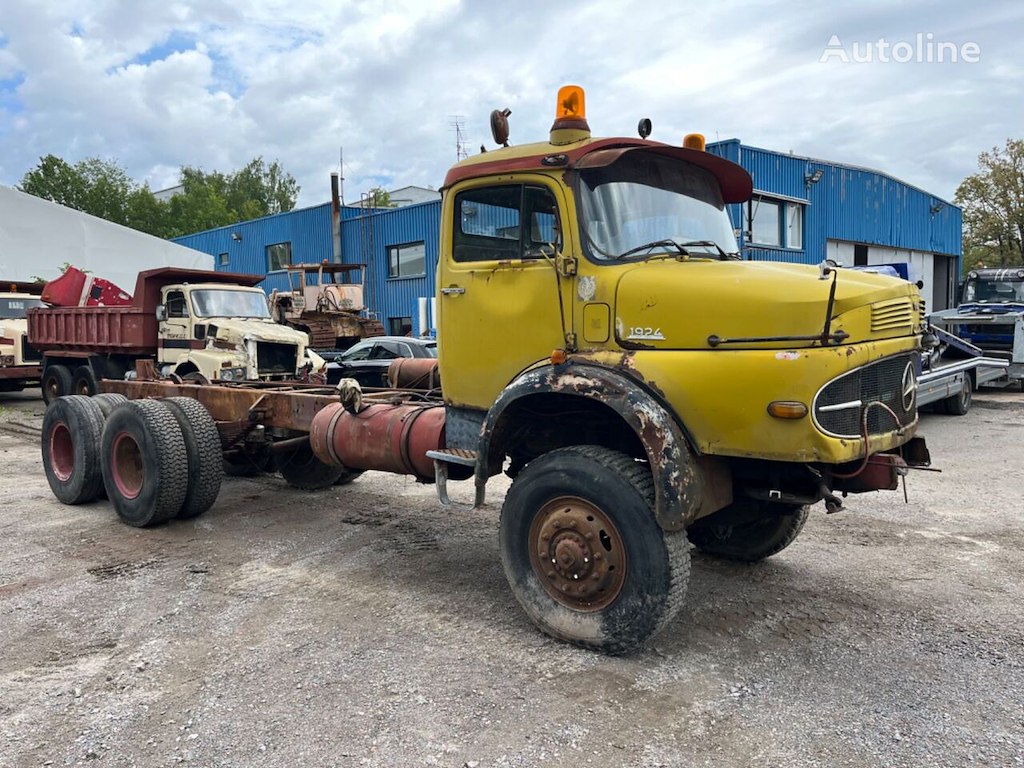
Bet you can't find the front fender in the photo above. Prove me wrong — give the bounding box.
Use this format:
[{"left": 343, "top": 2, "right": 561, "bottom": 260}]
[{"left": 479, "top": 363, "right": 725, "bottom": 531}]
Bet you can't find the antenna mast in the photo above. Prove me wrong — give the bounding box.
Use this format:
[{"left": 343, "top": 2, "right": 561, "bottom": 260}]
[{"left": 449, "top": 116, "right": 469, "bottom": 161}]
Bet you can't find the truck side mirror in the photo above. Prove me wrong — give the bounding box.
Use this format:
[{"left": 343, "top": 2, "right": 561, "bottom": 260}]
[{"left": 155, "top": 304, "right": 167, "bottom": 322}]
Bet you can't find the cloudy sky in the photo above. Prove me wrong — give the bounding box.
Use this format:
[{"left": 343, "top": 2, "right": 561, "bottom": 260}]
[{"left": 0, "top": 1, "right": 1020, "bottom": 209}]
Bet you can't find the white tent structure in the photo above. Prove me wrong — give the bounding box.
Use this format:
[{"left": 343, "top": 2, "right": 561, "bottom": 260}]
[{"left": 0, "top": 185, "right": 212, "bottom": 292}]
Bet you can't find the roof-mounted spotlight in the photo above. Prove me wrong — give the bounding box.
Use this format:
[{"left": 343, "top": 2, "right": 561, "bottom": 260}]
[
  {"left": 805, "top": 168, "right": 824, "bottom": 186},
  {"left": 638, "top": 118, "right": 652, "bottom": 140}
]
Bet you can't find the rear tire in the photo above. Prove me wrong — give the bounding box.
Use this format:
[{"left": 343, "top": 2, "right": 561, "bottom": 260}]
[
  {"left": 42, "top": 364, "right": 73, "bottom": 404},
  {"left": 72, "top": 365, "right": 98, "bottom": 397},
  {"left": 687, "top": 500, "right": 809, "bottom": 562},
  {"left": 101, "top": 400, "right": 189, "bottom": 527},
  {"left": 277, "top": 442, "right": 345, "bottom": 489},
  {"left": 499, "top": 445, "right": 689, "bottom": 655},
  {"left": 159, "top": 397, "right": 224, "bottom": 519},
  {"left": 333, "top": 467, "right": 365, "bottom": 485},
  {"left": 41, "top": 395, "right": 105, "bottom": 504},
  {"left": 92, "top": 393, "right": 128, "bottom": 419}
]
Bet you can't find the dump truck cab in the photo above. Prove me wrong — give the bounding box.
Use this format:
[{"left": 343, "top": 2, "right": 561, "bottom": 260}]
[
  {"left": 156, "top": 282, "right": 319, "bottom": 382},
  {"left": 0, "top": 289, "right": 45, "bottom": 391}
]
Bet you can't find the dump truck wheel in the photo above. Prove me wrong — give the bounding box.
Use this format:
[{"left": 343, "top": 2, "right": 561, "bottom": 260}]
[
  {"left": 943, "top": 376, "right": 972, "bottom": 416},
  {"left": 159, "top": 397, "right": 224, "bottom": 519},
  {"left": 92, "top": 393, "right": 128, "bottom": 419},
  {"left": 41, "top": 395, "right": 106, "bottom": 505},
  {"left": 101, "top": 400, "right": 189, "bottom": 527},
  {"left": 72, "top": 365, "right": 98, "bottom": 397},
  {"left": 687, "top": 500, "right": 808, "bottom": 562},
  {"left": 42, "top": 365, "right": 73, "bottom": 404},
  {"left": 277, "top": 442, "right": 345, "bottom": 489},
  {"left": 499, "top": 445, "right": 689, "bottom": 655}
]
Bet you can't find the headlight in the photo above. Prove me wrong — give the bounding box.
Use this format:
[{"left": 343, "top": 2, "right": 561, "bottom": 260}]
[{"left": 219, "top": 367, "right": 247, "bottom": 381}]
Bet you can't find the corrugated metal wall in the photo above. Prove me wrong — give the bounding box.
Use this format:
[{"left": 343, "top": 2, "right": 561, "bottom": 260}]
[
  {"left": 707, "top": 141, "right": 963, "bottom": 265},
  {"left": 339, "top": 200, "right": 441, "bottom": 336}
]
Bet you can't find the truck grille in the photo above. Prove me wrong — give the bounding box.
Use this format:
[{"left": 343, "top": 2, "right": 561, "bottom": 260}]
[
  {"left": 871, "top": 298, "right": 915, "bottom": 333},
  {"left": 813, "top": 354, "right": 917, "bottom": 438},
  {"left": 21, "top": 337, "right": 41, "bottom": 362},
  {"left": 256, "top": 342, "right": 298, "bottom": 376}
]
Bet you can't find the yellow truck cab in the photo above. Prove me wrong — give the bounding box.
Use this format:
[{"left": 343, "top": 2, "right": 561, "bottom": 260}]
[{"left": 435, "top": 86, "right": 929, "bottom": 652}]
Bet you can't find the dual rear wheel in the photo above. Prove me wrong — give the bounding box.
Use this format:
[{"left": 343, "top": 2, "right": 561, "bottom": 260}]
[{"left": 41, "top": 395, "right": 224, "bottom": 526}]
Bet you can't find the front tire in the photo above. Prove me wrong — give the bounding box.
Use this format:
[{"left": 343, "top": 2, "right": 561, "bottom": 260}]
[
  {"left": 687, "top": 500, "right": 808, "bottom": 562},
  {"left": 499, "top": 445, "right": 689, "bottom": 655},
  {"left": 942, "top": 375, "right": 972, "bottom": 416}
]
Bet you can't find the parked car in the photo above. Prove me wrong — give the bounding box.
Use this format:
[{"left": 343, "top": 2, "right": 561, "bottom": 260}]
[{"left": 325, "top": 336, "right": 437, "bottom": 386}]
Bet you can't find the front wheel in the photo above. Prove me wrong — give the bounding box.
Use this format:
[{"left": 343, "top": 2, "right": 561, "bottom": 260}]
[
  {"left": 499, "top": 445, "right": 689, "bottom": 655},
  {"left": 942, "top": 375, "right": 972, "bottom": 416},
  {"left": 687, "top": 500, "right": 808, "bottom": 562}
]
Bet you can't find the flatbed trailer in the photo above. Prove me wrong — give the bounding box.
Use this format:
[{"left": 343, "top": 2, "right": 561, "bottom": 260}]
[{"left": 916, "top": 325, "right": 1009, "bottom": 414}]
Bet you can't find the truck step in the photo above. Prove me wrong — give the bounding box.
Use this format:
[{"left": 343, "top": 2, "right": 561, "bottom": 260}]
[{"left": 425, "top": 448, "right": 478, "bottom": 467}]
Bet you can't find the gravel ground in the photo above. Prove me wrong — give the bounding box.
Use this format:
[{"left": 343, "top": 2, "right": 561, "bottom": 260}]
[{"left": 1, "top": 387, "right": 1022, "bottom": 768}]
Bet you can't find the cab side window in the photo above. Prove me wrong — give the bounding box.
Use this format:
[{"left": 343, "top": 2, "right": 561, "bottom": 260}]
[
  {"left": 453, "top": 185, "right": 559, "bottom": 262},
  {"left": 166, "top": 291, "right": 188, "bottom": 318}
]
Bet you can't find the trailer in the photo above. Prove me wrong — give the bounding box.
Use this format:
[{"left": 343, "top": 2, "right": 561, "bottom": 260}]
[
  {"left": 38, "top": 85, "right": 934, "bottom": 654},
  {"left": 29, "top": 267, "right": 325, "bottom": 402}
]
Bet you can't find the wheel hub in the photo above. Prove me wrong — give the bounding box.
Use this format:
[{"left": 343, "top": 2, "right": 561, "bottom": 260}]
[{"left": 529, "top": 497, "right": 626, "bottom": 611}]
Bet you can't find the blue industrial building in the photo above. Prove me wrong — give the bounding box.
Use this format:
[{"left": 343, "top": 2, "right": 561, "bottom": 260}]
[{"left": 173, "top": 139, "right": 962, "bottom": 336}]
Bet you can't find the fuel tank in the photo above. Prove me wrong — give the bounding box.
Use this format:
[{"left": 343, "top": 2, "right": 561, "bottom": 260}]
[{"left": 310, "top": 402, "right": 445, "bottom": 481}]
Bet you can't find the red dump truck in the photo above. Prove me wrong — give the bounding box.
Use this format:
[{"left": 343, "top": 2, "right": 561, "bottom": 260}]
[
  {"left": 29, "top": 267, "right": 325, "bottom": 402},
  {"left": 37, "top": 87, "right": 932, "bottom": 654}
]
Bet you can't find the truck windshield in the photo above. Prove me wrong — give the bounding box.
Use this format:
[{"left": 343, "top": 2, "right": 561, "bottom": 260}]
[
  {"left": 577, "top": 152, "right": 739, "bottom": 261},
  {"left": 191, "top": 290, "right": 271, "bottom": 319},
  {"left": 0, "top": 297, "right": 44, "bottom": 319},
  {"left": 963, "top": 278, "right": 1024, "bottom": 303}
]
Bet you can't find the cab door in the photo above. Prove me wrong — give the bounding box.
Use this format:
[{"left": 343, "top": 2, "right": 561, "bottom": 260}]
[
  {"left": 158, "top": 288, "right": 193, "bottom": 364},
  {"left": 438, "top": 177, "right": 572, "bottom": 410}
]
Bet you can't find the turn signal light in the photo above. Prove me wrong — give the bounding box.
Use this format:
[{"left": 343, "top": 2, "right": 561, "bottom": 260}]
[
  {"left": 683, "top": 133, "right": 706, "bottom": 151},
  {"left": 550, "top": 349, "right": 568, "bottom": 365},
  {"left": 767, "top": 401, "right": 808, "bottom": 419}
]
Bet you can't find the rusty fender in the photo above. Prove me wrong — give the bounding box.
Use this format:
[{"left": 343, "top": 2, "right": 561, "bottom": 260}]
[{"left": 478, "top": 363, "right": 728, "bottom": 531}]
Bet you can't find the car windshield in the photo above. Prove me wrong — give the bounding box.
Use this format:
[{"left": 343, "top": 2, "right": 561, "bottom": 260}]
[
  {"left": 191, "top": 289, "right": 271, "bottom": 318},
  {"left": 963, "top": 278, "right": 1024, "bottom": 303},
  {"left": 577, "top": 152, "right": 739, "bottom": 261},
  {"left": 0, "top": 297, "right": 44, "bottom": 319},
  {"left": 423, "top": 343, "right": 438, "bottom": 358}
]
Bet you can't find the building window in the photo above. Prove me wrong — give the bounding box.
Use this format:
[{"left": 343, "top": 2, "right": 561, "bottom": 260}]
[
  {"left": 747, "top": 197, "right": 804, "bottom": 249},
  {"left": 388, "top": 242, "right": 426, "bottom": 278},
  {"left": 217, "top": 252, "right": 229, "bottom": 267},
  {"left": 266, "top": 242, "right": 292, "bottom": 272},
  {"left": 388, "top": 316, "right": 413, "bottom": 336},
  {"left": 786, "top": 205, "right": 803, "bottom": 250},
  {"left": 453, "top": 185, "right": 560, "bottom": 262}
]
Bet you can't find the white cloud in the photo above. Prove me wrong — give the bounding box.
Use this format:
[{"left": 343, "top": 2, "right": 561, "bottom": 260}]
[{"left": 0, "top": 0, "right": 1021, "bottom": 209}]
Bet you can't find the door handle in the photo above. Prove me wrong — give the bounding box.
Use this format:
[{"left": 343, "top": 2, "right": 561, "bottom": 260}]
[{"left": 440, "top": 286, "right": 466, "bottom": 296}]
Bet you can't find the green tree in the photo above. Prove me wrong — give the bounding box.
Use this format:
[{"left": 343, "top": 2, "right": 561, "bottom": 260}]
[
  {"left": 955, "top": 139, "right": 1024, "bottom": 269},
  {"left": 364, "top": 186, "right": 393, "bottom": 208},
  {"left": 19, "top": 154, "right": 301, "bottom": 238}
]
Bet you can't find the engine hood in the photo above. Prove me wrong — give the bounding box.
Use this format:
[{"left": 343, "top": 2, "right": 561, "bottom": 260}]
[
  {"left": 206, "top": 317, "right": 308, "bottom": 346},
  {"left": 613, "top": 261, "right": 921, "bottom": 350}
]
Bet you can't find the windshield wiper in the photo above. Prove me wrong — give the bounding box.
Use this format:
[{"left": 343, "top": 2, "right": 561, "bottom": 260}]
[
  {"left": 674, "top": 240, "right": 736, "bottom": 260},
  {"left": 614, "top": 239, "right": 689, "bottom": 260}
]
